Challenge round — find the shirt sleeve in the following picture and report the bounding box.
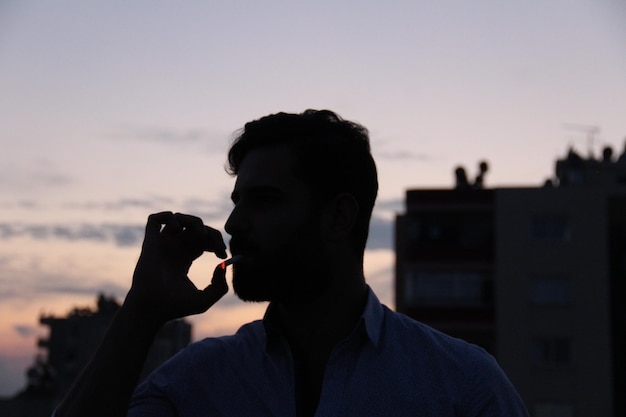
[464,350,529,417]
[126,375,178,417]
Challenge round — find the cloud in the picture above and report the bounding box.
[112,125,230,153]
[36,281,128,300]
[180,196,234,222]
[0,223,145,247]
[64,195,175,211]
[375,150,431,160]
[0,194,394,249]
[0,195,234,250]
[375,197,404,213]
[0,265,130,302]
[61,195,233,222]
[13,325,36,338]
[0,200,43,210]
[110,226,144,246]
[0,159,73,193]
[366,215,394,250]
[363,198,405,251]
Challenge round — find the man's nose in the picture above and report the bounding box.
[224,205,244,236]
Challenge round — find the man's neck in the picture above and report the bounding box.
[272,256,368,417]
[275,274,368,359]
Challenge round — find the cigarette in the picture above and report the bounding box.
[219,255,243,270]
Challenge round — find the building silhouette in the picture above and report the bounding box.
[395,146,626,417]
[0,294,191,417]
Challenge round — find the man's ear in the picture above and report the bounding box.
[324,193,359,240]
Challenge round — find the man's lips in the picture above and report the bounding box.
[228,238,250,257]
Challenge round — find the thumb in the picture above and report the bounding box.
[199,265,229,309]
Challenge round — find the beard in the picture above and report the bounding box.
[231,221,332,304]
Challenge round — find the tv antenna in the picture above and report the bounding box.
[562,123,600,158]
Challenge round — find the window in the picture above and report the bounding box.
[413,213,493,248]
[404,271,491,307]
[533,338,572,367]
[530,277,571,306]
[531,214,571,241]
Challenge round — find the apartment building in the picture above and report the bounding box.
[395,148,625,416]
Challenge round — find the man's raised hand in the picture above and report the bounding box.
[124,212,229,326]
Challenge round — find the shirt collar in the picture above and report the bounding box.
[360,286,384,349]
[260,302,279,354]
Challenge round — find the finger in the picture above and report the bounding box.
[160,212,183,237]
[174,213,227,258]
[145,211,175,239]
[200,265,229,308]
[174,212,204,230]
[186,266,228,315]
[204,226,228,259]
[173,213,205,258]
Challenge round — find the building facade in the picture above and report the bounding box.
[395,148,625,416]
[0,294,191,417]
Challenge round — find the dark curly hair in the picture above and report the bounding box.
[227,109,378,258]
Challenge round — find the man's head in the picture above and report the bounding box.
[224,109,378,303]
[227,109,378,258]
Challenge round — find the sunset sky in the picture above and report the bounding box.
[1,0,625,396]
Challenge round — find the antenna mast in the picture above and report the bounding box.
[562,123,600,158]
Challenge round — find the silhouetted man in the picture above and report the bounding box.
[56,110,528,416]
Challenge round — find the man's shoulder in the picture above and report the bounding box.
[377,308,528,416]
[365,290,489,364]
[380,306,492,364]
[172,320,265,359]
[189,319,266,353]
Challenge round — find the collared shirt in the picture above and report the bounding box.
[128,289,528,416]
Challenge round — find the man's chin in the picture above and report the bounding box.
[230,252,330,303]
[232,286,272,303]
[231,272,274,303]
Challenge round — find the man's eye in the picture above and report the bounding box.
[234,189,283,208]
[251,193,278,204]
